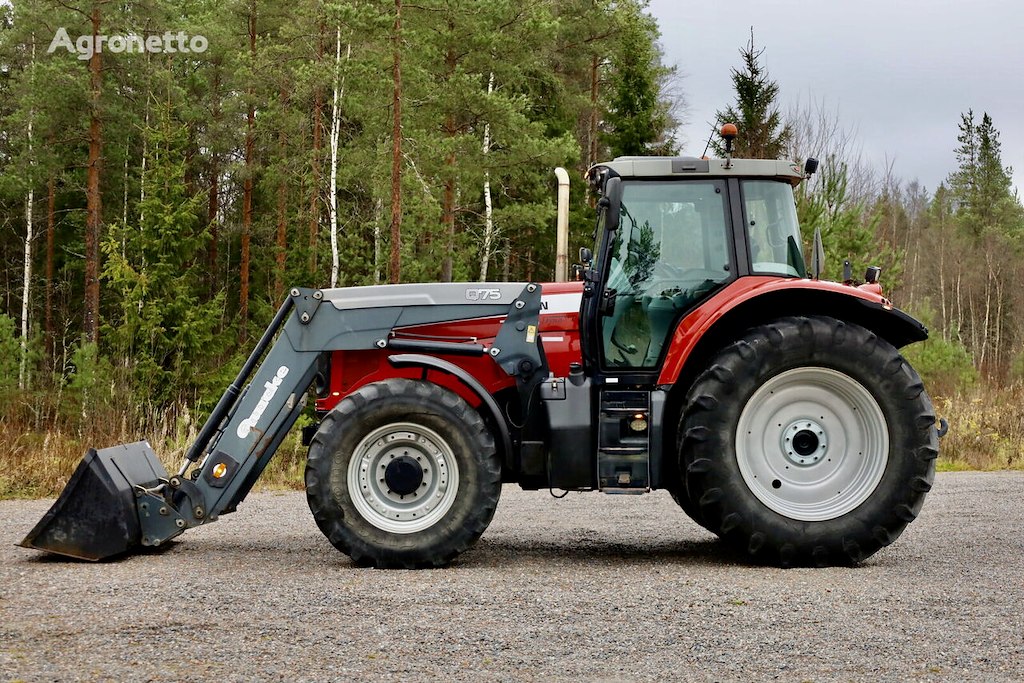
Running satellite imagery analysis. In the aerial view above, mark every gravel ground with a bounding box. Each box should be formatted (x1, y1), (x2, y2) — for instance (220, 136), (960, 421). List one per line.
(1, 471), (1023, 682)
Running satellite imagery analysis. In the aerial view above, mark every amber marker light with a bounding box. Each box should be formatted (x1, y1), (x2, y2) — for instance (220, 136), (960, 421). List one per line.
(213, 462), (228, 479)
(629, 414), (649, 432)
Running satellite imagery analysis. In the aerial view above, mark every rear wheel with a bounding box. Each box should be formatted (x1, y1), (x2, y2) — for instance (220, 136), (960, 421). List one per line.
(680, 316), (938, 567)
(305, 378), (501, 568)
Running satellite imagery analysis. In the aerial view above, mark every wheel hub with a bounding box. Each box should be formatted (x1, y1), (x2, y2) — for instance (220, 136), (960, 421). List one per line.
(384, 455), (424, 495)
(735, 367), (889, 522)
(781, 420), (827, 466)
(348, 422), (459, 534)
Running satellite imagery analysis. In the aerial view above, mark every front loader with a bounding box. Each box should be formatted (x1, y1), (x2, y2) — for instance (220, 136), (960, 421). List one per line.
(22, 130), (942, 568)
(21, 283), (547, 561)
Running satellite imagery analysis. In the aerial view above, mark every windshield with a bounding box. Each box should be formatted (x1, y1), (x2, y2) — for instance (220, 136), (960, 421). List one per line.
(742, 180), (806, 278)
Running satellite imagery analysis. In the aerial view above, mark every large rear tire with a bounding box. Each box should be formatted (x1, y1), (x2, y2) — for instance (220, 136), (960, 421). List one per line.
(680, 316), (938, 567)
(305, 378), (501, 568)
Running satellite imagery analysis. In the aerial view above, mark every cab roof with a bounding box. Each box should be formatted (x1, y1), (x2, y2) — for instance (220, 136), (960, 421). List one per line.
(593, 156), (806, 186)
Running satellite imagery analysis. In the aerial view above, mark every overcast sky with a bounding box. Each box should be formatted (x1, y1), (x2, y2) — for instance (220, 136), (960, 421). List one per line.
(646, 0), (1024, 195)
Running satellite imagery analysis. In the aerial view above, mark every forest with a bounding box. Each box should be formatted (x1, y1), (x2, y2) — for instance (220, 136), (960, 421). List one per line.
(0, 0), (1021, 496)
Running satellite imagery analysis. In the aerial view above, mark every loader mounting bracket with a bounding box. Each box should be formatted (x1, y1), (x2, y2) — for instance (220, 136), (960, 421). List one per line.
(136, 492), (187, 548)
(292, 287), (323, 325)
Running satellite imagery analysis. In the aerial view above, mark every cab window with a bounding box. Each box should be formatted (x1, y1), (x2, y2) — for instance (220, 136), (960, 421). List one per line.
(742, 180), (806, 277)
(601, 180), (731, 368)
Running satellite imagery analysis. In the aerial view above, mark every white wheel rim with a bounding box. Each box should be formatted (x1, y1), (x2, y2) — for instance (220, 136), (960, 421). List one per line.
(348, 422), (460, 534)
(735, 367), (889, 521)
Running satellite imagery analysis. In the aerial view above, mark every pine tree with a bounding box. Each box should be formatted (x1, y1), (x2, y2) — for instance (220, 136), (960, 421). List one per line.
(603, 1), (676, 157)
(943, 111), (1024, 372)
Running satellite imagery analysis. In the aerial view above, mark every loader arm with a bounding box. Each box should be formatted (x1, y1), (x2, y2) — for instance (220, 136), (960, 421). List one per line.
(21, 283), (546, 560)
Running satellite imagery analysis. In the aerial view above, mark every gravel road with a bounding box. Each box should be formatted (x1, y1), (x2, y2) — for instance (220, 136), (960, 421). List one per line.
(2, 471), (1022, 682)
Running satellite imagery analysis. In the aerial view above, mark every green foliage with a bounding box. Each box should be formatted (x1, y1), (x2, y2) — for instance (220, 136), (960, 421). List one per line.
(796, 157), (903, 286)
(101, 102), (224, 404)
(63, 341), (116, 423)
(903, 334), (979, 397)
(604, 1), (676, 157)
(624, 221), (660, 288)
(0, 314), (20, 395)
(712, 31), (791, 159)
(932, 111), (1024, 377)
(948, 110), (1022, 241)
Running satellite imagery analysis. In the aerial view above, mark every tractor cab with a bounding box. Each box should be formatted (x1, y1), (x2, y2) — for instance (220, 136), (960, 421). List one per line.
(580, 155), (810, 375)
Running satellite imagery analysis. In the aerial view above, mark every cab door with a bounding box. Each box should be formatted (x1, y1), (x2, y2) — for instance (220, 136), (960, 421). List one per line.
(596, 179), (736, 371)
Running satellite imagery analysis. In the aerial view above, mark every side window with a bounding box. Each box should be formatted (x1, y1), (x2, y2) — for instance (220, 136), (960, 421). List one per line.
(602, 181), (731, 368)
(743, 180), (806, 277)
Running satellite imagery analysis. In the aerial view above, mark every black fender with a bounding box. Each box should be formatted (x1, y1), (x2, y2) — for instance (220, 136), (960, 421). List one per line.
(386, 354), (514, 469)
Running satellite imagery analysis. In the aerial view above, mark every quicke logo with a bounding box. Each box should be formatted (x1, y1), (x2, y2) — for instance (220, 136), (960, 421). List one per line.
(236, 366), (290, 438)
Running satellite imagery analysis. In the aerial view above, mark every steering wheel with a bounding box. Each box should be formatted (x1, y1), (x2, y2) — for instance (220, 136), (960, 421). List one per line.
(642, 268), (725, 305)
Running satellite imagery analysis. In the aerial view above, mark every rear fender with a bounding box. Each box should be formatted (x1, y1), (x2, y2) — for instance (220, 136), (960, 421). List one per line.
(659, 278), (928, 390)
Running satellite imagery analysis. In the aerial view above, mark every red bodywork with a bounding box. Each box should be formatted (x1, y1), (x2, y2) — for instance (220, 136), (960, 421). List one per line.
(315, 277), (890, 413)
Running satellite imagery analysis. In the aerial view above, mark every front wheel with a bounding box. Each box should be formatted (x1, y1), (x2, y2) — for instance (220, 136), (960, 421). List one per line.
(305, 378), (501, 568)
(680, 316), (938, 567)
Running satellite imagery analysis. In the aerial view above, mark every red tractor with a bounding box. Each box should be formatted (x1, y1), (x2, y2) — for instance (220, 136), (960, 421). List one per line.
(23, 143), (940, 569)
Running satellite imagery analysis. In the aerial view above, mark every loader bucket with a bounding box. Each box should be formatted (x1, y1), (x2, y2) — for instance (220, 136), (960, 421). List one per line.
(19, 441), (168, 561)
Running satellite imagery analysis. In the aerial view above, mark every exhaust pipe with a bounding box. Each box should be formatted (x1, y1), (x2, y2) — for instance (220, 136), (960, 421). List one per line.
(554, 167), (570, 282)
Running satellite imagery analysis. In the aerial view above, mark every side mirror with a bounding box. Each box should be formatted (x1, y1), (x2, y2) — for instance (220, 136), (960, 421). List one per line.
(579, 247), (593, 266)
(810, 226), (825, 279)
(804, 157), (819, 176)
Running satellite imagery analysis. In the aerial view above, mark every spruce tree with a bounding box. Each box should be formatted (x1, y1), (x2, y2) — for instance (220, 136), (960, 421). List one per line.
(603, 1), (676, 157)
(712, 30), (791, 159)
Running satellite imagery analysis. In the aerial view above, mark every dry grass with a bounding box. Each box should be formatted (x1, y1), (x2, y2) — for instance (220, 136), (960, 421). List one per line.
(0, 391), (307, 500)
(933, 386), (1024, 471)
(1, 385), (1020, 500)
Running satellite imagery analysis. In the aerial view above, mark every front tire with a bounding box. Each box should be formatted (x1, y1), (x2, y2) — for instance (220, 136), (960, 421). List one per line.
(680, 316), (938, 567)
(305, 378), (501, 568)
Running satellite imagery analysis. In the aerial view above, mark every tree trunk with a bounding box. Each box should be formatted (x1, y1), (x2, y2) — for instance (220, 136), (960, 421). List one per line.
(207, 152), (219, 277)
(373, 197), (383, 284)
(938, 229), (947, 339)
(275, 87), (289, 299)
(20, 125), (34, 390)
(21, 38), (35, 389)
(994, 268), (1003, 374)
(328, 31), (350, 288)
(240, 2), (256, 342)
(440, 149), (456, 282)
(955, 270), (963, 346)
(84, 5), (103, 344)
(309, 20), (325, 275)
(479, 72), (495, 282)
(208, 71), (221, 281)
(440, 41), (458, 283)
(502, 238), (510, 281)
(44, 172), (55, 359)
(588, 53), (599, 168)
(388, 0), (402, 284)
